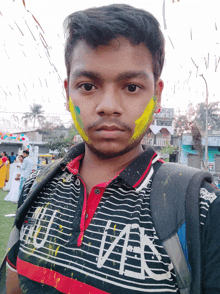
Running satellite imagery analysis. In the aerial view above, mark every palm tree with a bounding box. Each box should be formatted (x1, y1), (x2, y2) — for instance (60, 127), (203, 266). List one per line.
(22, 104), (45, 129)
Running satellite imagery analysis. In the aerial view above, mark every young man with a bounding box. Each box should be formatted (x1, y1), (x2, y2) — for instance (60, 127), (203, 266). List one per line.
(6, 4), (220, 294)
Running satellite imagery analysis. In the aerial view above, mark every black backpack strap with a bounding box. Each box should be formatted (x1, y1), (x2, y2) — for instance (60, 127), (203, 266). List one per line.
(185, 171), (211, 294)
(0, 226), (20, 294)
(150, 162), (212, 294)
(0, 255), (6, 294)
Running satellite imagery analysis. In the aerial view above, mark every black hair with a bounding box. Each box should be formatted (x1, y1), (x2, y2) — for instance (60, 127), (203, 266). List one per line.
(11, 152), (14, 155)
(2, 151), (6, 156)
(23, 150), (29, 155)
(7, 156), (11, 164)
(64, 4), (165, 83)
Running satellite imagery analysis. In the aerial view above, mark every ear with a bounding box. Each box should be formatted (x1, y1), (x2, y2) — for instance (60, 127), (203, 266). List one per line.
(154, 79), (164, 113)
(64, 79), (70, 111)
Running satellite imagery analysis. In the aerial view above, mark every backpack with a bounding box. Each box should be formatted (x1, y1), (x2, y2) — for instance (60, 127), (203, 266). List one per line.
(150, 162), (212, 294)
(0, 149), (212, 294)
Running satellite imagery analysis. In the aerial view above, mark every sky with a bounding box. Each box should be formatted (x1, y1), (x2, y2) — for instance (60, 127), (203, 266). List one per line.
(1, 0), (220, 132)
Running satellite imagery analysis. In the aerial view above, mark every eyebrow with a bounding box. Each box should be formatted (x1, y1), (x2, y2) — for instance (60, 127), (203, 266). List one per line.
(116, 71), (151, 82)
(71, 70), (151, 82)
(71, 70), (102, 81)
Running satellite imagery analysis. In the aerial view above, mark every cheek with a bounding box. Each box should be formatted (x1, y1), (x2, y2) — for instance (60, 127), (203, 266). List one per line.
(69, 97), (90, 142)
(130, 95), (157, 141)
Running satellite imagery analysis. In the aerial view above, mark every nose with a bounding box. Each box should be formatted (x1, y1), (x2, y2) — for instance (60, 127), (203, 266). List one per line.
(96, 86), (123, 117)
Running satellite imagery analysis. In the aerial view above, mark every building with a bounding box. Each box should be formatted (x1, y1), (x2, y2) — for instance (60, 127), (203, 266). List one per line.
(0, 133), (29, 155)
(180, 131), (220, 172)
(142, 108), (175, 159)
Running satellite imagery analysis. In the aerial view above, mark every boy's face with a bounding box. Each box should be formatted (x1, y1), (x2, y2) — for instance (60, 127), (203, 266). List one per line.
(65, 37), (163, 158)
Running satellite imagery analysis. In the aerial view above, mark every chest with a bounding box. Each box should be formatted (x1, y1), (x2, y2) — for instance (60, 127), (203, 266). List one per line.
(18, 177), (178, 293)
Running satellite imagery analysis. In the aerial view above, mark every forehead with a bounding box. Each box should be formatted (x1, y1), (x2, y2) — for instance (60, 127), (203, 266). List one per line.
(69, 38), (154, 79)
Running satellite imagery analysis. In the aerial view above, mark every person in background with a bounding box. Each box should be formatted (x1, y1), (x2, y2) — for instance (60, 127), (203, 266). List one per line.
(51, 155), (55, 162)
(16, 150), (33, 195)
(9, 152), (16, 164)
(42, 157), (48, 165)
(5, 156), (11, 184)
(42, 157), (46, 165)
(0, 151), (8, 189)
(4, 155), (23, 203)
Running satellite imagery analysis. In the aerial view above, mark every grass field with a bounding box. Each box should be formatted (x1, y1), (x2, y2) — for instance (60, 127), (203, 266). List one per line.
(0, 190), (17, 263)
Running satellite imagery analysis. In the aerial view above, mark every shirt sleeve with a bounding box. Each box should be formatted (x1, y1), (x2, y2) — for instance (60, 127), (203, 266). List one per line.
(200, 181), (220, 293)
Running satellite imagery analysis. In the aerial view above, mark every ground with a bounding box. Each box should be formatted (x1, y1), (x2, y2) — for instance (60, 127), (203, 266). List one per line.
(0, 190), (17, 262)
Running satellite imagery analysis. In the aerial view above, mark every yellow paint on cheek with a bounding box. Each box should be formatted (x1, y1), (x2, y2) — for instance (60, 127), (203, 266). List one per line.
(69, 97), (89, 142)
(130, 95), (157, 142)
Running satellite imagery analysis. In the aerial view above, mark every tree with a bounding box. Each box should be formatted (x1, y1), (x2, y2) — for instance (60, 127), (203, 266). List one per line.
(161, 143), (178, 155)
(39, 116), (64, 133)
(191, 124), (204, 167)
(194, 102), (220, 132)
(22, 104), (45, 129)
(174, 114), (191, 136)
(174, 102), (195, 136)
(174, 101), (220, 135)
(46, 125), (81, 157)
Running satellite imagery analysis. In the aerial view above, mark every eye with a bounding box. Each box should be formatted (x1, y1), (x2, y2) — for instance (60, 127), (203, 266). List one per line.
(79, 83), (95, 91)
(126, 84), (140, 93)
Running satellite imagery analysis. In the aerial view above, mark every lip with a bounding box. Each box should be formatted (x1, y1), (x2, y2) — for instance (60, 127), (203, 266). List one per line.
(96, 125), (123, 131)
(96, 125), (124, 139)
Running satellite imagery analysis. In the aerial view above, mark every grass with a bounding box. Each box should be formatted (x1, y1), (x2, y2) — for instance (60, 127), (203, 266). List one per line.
(0, 190), (17, 263)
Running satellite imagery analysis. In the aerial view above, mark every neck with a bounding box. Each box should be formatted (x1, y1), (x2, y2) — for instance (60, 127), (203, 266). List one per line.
(81, 144), (143, 177)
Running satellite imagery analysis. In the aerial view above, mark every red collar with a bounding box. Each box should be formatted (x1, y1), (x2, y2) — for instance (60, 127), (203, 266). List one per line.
(66, 154), (84, 175)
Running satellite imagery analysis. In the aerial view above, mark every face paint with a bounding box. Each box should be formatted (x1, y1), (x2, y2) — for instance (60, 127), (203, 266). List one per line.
(69, 97), (89, 142)
(130, 95), (157, 142)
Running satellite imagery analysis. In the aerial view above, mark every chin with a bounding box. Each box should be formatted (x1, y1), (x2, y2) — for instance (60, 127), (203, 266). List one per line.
(85, 139), (142, 159)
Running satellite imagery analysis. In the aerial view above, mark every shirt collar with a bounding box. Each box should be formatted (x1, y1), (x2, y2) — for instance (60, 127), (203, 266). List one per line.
(117, 146), (158, 190)
(65, 143), (158, 190)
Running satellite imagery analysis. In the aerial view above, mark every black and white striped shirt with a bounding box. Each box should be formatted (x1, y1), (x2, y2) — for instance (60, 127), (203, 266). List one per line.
(7, 143), (220, 293)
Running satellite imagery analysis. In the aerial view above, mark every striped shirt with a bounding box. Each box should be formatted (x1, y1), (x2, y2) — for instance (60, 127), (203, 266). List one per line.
(7, 143), (219, 293)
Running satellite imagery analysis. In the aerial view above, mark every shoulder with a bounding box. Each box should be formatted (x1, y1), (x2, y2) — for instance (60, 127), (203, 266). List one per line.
(27, 157), (32, 163)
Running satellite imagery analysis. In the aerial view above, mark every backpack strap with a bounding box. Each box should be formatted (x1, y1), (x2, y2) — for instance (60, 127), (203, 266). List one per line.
(185, 171), (212, 294)
(0, 255), (6, 294)
(163, 234), (191, 294)
(0, 226), (20, 294)
(150, 162), (212, 294)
